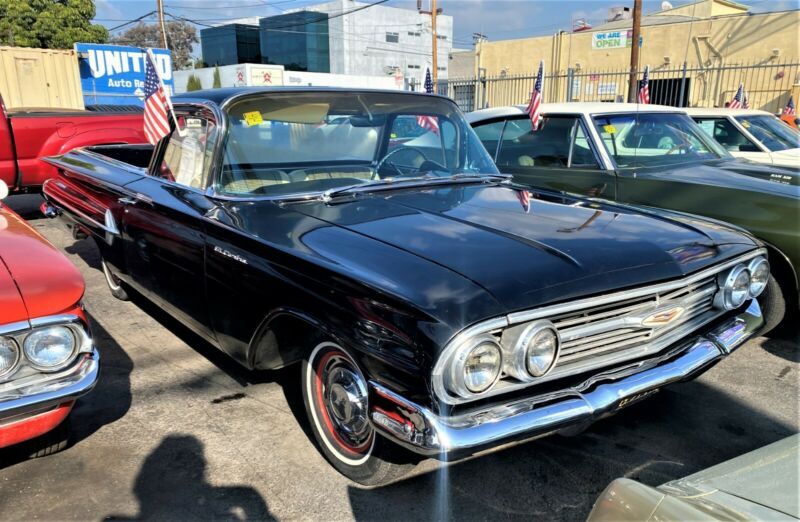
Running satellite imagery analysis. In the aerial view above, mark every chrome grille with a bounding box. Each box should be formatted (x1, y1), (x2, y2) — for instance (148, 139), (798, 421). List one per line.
(554, 276), (717, 367)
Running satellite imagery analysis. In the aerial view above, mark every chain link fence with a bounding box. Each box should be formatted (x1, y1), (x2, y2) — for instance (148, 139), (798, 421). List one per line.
(439, 60), (800, 114)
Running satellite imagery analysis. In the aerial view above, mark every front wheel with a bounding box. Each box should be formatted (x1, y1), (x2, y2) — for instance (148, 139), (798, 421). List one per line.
(301, 342), (416, 486)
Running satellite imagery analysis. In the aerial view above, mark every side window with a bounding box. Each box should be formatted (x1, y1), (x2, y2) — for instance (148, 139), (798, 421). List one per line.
(160, 116), (216, 190)
(472, 120), (505, 159)
(693, 117), (756, 152)
(498, 116), (595, 169)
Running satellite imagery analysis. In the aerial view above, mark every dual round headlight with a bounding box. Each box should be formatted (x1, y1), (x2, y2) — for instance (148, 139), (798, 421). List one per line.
(715, 257), (769, 311)
(447, 322), (561, 398)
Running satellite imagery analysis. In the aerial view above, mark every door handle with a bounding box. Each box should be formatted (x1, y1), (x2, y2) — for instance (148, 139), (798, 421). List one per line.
(118, 193), (154, 206)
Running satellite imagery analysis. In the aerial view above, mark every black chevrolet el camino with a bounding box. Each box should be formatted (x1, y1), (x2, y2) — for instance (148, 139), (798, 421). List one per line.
(41, 88), (767, 485)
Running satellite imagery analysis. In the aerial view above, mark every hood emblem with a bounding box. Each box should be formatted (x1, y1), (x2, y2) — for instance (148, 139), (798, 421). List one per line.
(642, 306), (685, 327)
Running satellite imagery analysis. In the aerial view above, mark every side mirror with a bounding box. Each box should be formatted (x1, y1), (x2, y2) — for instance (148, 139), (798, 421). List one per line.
(0, 179), (8, 200)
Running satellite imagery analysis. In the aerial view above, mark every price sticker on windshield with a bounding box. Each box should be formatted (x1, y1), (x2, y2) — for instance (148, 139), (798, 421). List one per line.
(243, 111), (264, 127)
(741, 120), (751, 128)
(603, 124), (617, 134)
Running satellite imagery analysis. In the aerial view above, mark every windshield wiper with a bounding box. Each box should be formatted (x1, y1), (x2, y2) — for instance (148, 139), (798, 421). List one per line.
(320, 173), (511, 202)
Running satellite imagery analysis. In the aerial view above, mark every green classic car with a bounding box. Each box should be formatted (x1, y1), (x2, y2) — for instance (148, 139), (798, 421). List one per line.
(467, 103), (799, 334)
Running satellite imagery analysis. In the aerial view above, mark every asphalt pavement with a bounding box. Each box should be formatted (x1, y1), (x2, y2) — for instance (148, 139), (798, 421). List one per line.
(1, 194), (798, 521)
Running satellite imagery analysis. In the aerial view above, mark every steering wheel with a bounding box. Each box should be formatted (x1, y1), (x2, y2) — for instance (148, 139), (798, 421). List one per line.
(376, 147), (429, 177)
(666, 142), (692, 155)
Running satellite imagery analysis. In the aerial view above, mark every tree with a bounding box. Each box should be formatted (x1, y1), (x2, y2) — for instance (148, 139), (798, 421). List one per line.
(212, 66), (221, 88)
(0, 0), (107, 49)
(111, 21), (198, 70)
(186, 74), (202, 92)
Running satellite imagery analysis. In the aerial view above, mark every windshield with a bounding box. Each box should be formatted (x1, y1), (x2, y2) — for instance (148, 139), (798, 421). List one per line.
(593, 113), (729, 168)
(219, 92), (498, 197)
(734, 114), (800, 152)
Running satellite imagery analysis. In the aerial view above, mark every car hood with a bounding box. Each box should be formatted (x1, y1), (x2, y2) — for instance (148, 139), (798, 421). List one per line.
(678, 159), (800, 194)
(0, 204), (84, 323)
(285, 184), (757, 312)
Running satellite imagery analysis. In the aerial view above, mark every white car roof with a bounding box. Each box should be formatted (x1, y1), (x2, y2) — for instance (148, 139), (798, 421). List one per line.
(683, 107), (776, 117)
(465, 102), (687, 123)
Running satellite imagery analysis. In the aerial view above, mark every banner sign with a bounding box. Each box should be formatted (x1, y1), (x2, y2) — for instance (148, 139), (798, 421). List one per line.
(591, 31), (633, 50)
(75, 43), (174, 106)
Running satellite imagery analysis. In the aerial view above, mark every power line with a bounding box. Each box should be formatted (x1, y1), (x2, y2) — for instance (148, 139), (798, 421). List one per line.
(107, 10), (157, 31)
(164, 0), (299, 9)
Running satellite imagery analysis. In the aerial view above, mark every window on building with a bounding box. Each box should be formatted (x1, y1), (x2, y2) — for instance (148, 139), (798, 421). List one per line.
(407, 64), (420, 70)
(385, 32), (399, 43)
(437, 67), (446, 72)
(437, 35), (447, 40)
(407, 31), (421, 37)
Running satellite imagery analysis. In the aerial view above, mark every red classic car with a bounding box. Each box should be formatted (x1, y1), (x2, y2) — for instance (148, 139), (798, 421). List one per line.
(0, 181), (99, 456)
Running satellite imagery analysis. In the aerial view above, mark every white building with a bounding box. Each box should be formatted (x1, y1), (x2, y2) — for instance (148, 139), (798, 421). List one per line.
(293, 0), (453, 88)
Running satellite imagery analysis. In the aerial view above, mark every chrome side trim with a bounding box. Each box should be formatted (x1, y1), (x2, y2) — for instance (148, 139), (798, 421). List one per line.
(432, 248), (766, 405)
(43, 184), (119, 237)
(373, 301), (762, 457)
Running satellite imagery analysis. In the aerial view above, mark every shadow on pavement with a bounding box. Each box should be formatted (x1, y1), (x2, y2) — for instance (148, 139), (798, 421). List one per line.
(4, 194), (44, 220)
(346, 379), (797, 522)
(105, 434), (273, 520)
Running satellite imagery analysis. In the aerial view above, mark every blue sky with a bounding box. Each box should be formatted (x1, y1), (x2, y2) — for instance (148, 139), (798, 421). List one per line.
(95, 0), (796, 50)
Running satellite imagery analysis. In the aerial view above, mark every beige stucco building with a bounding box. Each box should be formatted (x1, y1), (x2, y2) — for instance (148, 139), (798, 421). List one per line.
(452, 0), (799, 111)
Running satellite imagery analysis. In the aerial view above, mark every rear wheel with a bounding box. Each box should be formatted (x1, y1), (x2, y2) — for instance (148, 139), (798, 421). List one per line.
(301, 342), (415, 486)
(101, 258), (129, 301)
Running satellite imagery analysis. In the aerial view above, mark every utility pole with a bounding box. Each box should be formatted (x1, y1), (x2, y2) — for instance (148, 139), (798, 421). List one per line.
(156, 0), (168, 49)
(627, 0), (642, 102)
(418, 0), (443, 89)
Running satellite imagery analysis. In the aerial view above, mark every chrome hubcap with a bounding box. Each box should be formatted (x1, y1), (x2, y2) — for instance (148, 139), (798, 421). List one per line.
(323, 362), (371, 447)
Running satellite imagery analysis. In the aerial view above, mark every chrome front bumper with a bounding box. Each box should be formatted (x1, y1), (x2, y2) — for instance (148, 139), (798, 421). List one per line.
(0, 349), (100, 420)
(369, 300), (763, 458)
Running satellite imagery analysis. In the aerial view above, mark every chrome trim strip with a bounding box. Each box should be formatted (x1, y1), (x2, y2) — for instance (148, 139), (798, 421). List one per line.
(373, 301), (761, 456)
(0, 348), (99, 419)
(432, 248), (766, 405)
(43, 186), (119, 236)
(0, 320), (31, 336)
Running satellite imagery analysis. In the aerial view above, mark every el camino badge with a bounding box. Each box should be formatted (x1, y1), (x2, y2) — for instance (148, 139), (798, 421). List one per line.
(641, 306), (684, 327)
(213, 245), (248, 265)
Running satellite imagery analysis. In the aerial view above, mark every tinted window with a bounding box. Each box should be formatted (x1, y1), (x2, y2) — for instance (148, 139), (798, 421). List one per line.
(693, 117), (759, 152)
(160, 116), (217, 190)
(735, 115), (800, 151)
(497, 116), (598, 169)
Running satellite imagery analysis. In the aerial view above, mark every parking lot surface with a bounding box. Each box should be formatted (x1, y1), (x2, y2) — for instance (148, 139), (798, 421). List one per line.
(1, 194), (798, 521)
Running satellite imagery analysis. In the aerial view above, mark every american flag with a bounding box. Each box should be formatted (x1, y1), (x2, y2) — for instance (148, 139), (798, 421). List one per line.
(638, 65), (650, 104)
(516, 189), (530, 213)
(143, 50), (172, 145)
(783, 96), (796, 116)
(417, 67), (439, 134)
(525, 60), (544, 131)
(728, 83), (745, 109)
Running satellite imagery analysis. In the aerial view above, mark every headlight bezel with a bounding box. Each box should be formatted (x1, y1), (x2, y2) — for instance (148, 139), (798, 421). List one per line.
(22, 325), (79, 372)
(0, 315), (91, 380)
(715, 263), (751, 310)
(446, 335), (503, 398)
(503, 320), (560, 382)
(746, 257), (770, 298)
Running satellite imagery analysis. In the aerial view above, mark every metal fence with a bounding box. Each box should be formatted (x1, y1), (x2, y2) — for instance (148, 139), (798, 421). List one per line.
(439, 60), (800, 114)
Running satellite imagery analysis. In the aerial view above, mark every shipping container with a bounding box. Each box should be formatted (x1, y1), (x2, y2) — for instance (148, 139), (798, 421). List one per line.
(0, 47), (84, 110)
